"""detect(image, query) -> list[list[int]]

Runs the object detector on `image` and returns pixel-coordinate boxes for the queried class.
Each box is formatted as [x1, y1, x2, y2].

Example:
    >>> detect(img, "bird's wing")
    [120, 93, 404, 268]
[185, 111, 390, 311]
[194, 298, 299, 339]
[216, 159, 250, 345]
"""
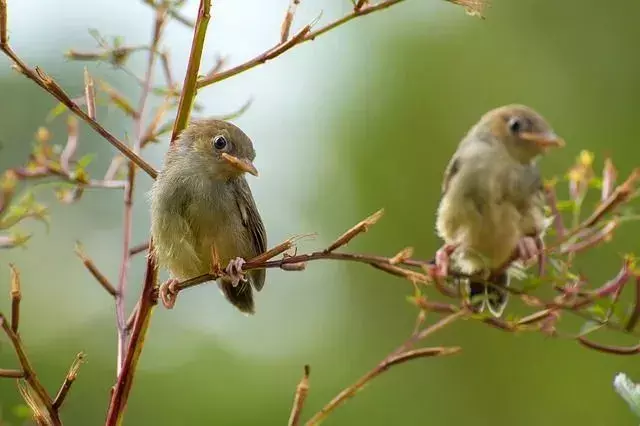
[441, 155, 461, 195]
[514, 165, 546, 236]
[233, 178, 267, 291]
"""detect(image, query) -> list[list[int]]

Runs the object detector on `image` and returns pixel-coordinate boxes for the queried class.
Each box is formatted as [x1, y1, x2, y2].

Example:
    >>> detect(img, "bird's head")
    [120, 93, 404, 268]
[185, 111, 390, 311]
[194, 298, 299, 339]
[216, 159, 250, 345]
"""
[471, 104, 565, 164]
[173, 118, 258, 179]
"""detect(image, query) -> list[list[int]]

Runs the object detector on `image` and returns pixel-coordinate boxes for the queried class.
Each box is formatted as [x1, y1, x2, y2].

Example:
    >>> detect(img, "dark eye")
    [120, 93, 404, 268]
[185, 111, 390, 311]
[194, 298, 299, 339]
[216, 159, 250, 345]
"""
[508, 117, 522, 133]
[213, 135, 227, 150]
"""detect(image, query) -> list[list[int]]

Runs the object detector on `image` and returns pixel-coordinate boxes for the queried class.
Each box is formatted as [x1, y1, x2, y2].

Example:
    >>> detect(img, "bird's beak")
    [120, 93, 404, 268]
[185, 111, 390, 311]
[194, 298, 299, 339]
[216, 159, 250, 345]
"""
[221, 153, 259, 177]
[519, 131, 566, 149]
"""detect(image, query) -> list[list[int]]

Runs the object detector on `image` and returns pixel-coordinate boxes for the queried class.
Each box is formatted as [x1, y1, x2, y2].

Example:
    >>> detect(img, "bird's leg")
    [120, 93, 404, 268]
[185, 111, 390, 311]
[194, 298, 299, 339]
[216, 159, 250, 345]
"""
[159, 278, 180, 309]
[517, 237, 537, 264]
[434, 243, 458, 277]
[517, 235, 546, 275]
[225, 257, 248, 287]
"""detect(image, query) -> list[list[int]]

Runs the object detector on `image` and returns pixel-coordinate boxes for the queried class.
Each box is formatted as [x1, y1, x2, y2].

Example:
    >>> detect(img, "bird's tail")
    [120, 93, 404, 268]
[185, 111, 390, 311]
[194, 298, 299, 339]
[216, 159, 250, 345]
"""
[218, 278, 255, 315]
[467, 272, 510, 317]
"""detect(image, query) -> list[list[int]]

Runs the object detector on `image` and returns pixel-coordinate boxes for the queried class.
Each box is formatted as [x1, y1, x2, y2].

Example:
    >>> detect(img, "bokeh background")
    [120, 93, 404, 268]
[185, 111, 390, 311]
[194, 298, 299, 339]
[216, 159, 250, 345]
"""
[2, 0, 640, 424]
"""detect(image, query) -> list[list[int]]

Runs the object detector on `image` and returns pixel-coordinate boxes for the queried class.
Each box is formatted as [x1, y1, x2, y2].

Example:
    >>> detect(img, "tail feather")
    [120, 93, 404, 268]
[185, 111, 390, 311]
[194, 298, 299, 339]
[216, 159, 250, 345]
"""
[467, 273, 510, 317]
[219, 278, 255, 315]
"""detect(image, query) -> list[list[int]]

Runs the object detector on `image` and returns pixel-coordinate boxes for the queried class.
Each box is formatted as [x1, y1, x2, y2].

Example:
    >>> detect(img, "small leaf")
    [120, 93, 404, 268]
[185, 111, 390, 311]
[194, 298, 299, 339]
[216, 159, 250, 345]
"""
[45, 102, 69, 123]
[76, 153, 96, 170]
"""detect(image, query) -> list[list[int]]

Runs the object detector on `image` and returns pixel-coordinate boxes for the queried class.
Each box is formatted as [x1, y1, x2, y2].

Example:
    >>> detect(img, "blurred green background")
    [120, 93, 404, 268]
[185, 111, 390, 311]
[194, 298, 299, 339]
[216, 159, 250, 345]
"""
[2, 0, 640, 424]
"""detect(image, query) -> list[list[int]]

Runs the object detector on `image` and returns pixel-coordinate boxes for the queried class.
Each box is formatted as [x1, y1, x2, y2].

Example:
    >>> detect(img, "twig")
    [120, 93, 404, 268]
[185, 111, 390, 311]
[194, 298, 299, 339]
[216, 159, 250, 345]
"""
[159, 212, 433, 307]
[75, 243, 117, 297]
[106, 2, 211, 424]
[0, 0, 157, 179]
[0, 368, 24, 378]
[52, 352, 85, 410]
[114, 1, 167, 376]
[9, 263, 21, 332]
[194, 0, 480, 89]
[170, 0, 211, 143]
[281, 0, 301, 43]
[304, 311, 465, 425]
[324, 209, 383, 252]
[129, 242, 150, 256]
[626, 275, 640, 332]
[287, 365, 310, 426]
[83, 67, 96, 120]
[104, 246, 158, 426]
[0, 313, 60, 425]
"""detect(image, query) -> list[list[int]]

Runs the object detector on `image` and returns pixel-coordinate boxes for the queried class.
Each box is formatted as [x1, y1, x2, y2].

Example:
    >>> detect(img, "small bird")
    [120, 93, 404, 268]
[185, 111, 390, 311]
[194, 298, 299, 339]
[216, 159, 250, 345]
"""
[435, 104, 565, 316]
[150, 119, 267, 314]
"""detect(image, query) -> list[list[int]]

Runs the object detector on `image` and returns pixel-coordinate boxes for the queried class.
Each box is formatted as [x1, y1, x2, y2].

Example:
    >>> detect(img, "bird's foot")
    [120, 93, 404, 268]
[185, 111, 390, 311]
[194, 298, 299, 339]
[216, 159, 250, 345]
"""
[159, 278, 180, 309]
[435, 244, 458, 278]
[517, 236, 545, 275]
[225, 257, 248, 287]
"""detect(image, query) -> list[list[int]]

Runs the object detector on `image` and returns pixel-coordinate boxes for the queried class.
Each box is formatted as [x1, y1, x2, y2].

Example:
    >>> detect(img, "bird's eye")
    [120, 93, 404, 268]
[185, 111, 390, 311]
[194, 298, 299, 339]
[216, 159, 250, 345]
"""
[213, 135, 227, 150]
[508, 117, 522, 133]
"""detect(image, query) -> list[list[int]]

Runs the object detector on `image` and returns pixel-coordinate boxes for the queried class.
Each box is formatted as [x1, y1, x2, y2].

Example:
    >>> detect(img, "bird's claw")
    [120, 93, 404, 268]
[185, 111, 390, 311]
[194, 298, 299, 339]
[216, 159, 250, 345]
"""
[160, 278, 180, 309]
[517, 236, 545, 275]
[225, 257, 248, 287]
[435, 244, 458, 278]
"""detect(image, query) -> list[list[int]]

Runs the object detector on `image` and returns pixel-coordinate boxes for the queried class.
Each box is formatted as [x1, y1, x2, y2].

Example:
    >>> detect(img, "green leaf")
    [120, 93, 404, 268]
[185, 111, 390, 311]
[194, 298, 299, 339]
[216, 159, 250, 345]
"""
[45, 102, 69, 123]
[76, 153, 96, 170]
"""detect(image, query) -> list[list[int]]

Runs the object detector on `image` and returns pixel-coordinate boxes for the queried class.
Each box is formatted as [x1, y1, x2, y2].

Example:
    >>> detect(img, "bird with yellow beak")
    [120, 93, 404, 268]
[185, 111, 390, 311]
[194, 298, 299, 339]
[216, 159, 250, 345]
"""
[435, 104, 565, 316]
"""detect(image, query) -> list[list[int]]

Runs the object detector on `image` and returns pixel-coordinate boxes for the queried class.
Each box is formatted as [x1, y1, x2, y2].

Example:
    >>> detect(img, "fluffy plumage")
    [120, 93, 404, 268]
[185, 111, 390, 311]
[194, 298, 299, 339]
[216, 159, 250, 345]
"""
[150, 119, 266, 314]
[436, 104, 564, 316]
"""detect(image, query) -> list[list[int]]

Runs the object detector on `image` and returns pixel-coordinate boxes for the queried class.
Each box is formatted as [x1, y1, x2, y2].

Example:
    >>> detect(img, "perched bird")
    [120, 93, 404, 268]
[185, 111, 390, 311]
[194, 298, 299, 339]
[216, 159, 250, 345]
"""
[435, 104, 564, 316]
[150, 119, 267, 314]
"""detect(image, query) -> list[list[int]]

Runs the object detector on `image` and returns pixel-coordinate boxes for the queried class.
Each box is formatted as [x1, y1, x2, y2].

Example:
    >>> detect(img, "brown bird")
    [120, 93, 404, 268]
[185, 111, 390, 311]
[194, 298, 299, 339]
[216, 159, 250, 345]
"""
[150, 119, 266, 314]
[435, 104, 564, 316]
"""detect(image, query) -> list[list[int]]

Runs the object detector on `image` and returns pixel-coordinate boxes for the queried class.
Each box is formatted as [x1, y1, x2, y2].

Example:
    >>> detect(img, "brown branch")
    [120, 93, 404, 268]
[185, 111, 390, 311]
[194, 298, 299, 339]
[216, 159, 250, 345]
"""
[281, 0, 301, 43]
[0, 313, 60, 425]
[304, 311, 465, 425]
[83, 67, 96, 120]
[0, 368, 24, 378]
[159, 212, 435, 308]
[107, 2, 210, 424]
[114, 2, 167, 375]
[287, 365, 310, 426]
[74, 243, 117, 297]
[626, 275, 640, 332]
[324, 209, 383, 252]
[0, 0, 157, 179]
[197, 0, 482, 89]
[170, 0, 211, 143]
[9, 263, 21, 332]
[52, 352, 85, 411]
[105, 245, 158, 426]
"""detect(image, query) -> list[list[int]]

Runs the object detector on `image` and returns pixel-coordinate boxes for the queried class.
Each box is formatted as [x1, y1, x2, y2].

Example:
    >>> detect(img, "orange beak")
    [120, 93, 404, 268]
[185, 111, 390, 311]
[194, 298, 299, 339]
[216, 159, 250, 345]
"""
[221, 153, 259, 177]
[519, 131, 566, 149]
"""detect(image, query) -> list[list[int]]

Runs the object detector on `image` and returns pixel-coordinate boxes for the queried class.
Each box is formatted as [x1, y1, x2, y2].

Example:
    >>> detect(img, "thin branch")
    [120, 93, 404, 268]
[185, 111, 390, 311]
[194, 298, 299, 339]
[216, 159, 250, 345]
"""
[281, 0, 301, 43]
[106, 2, 211, 423]
[105, 246, 158, 426]
[75, 243, 118, 297]
[9, 263, 21, 332]
[129, 242, 150, 256]
[304, 311, 465, 425]
[52, 352, 85, 410]
[0, 368, 24, 378]
[324, 209, 383, 252]
[170, 0, 211, 143]
[83, 67, 96, 120]
[287, 365, 310, 426]
[0, 313, 60, 425]
[0, 0, 157, 179]
[114, 1, 167, 376]
[196, 0, 485, 89]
